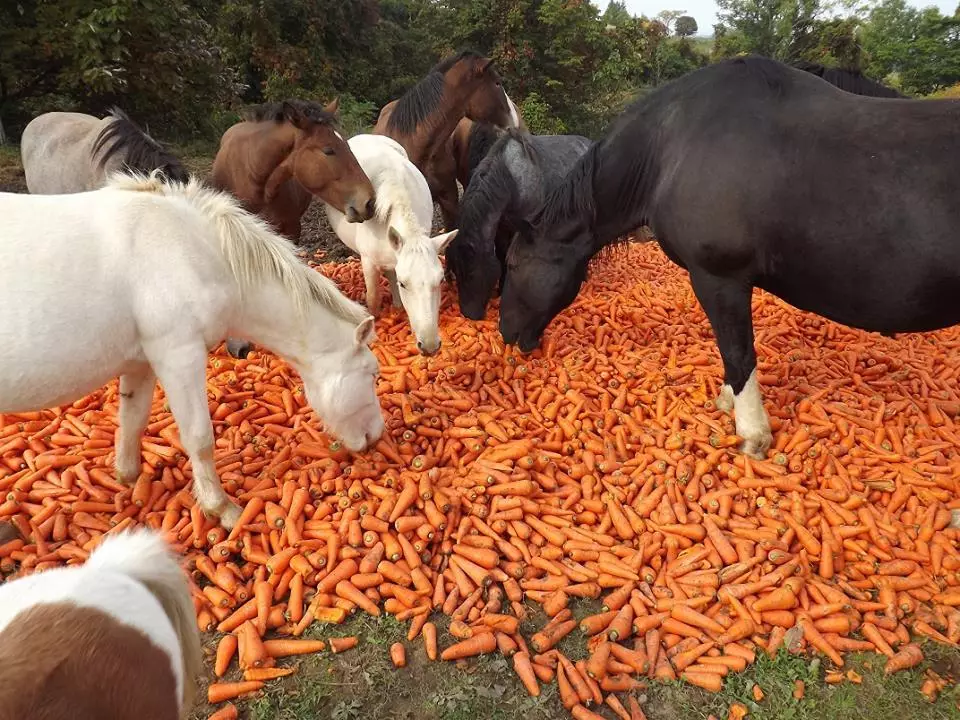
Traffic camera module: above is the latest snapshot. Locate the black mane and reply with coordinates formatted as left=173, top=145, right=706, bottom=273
left=792, top=60, right=905, bottom=98
left=386, top=50, right=487, bottom=135
left=91, top=107, right=188, bottom=182
left=465, top=122, right=503, bottom=181
left=458, top=134, right=518, bottom=235
left=243, top=99, right=337, bottom=125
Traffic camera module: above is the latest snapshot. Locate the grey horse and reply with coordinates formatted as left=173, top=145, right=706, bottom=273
left=20, top=108, right=187, bottom=194
left=446, top=128, right=592, bottom=320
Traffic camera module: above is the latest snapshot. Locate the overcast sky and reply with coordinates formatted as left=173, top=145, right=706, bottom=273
left=619, top=0, right=956, bottom=34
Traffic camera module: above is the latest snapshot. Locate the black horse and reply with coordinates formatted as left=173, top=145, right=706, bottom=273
left=499, top=55, right=959, bottom=460
left=448, top=128, right=592, bottom=319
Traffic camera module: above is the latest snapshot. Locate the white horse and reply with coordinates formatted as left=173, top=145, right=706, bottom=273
left=0, top=171, right=385, bottom=528
left=323, top=134, right=458, bottom=355
left=0, top=529, right=201, bottom=719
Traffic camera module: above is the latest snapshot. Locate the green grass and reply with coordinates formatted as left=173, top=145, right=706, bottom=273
left=190, top=599, right=960, bottom=720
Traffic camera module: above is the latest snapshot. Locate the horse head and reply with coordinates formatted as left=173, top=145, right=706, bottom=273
left=285, top=99, right=375, bottom=223
left=452, top=54, right=513, bottom=130
left=389, top=225, right=458, bottom=355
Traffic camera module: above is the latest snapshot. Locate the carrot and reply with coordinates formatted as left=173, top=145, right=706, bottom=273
left=884, top=643, right=923, bottom=674
left=215, top=634, right=238, bottom=677
left=244, top=667, right=295, bottom=681
left=441, top=632, right=497, bottom=661
left=513, top=651, right=541, bottom=697
left=391, top=642, right=407, bottom=668
left=681, top=670, right=723, bottom=692
left=329, top=636, right=359, bottom=654
left=207, top=681, right=264, bottom=704
left=207, top=704, right=238, bottom=720
left=423, top=622, right=438, bottom=660
left=263, top=639, right=326, bottom=657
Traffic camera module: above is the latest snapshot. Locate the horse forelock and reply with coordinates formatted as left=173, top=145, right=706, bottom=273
left=104, top=171, right=369, bottom=328
left=92, top=109, right=187, bottom=181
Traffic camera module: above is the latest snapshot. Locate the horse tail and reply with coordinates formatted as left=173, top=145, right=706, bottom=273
left=85, top=529, right=202, bottom=717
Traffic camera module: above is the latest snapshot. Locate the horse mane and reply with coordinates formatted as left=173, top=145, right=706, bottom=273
left=458, top=136, right=519, bottom=238
left=465, top=122, right=503, bottom=180
left=91, top=108, right=188, bottom=183
left=530, top=144, right=599, bottom=236
left=386, top=50, right=487, bottom=135
left=792, top=60, right=905, bottom=98
left=242, top=99, right=337, bottom=126
left=365, top=159, right=426, bottom=241
left=104, top=171, right=370, bottom=327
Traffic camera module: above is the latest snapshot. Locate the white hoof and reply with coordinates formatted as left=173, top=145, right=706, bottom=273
left=218, top=502, right=242, bottom=531
left=950, top=509, right=960, bottom=530
left=716, top=384, right=734, bottom=413
left=733, top=370, right=771, bottom=459
left=740, top=432, right=772, bottom=460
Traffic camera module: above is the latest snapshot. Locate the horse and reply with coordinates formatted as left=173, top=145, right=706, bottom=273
left=792, top=60, right=906, bottom=98
left=447, top=128, right=592, bottom=320
left=373, top=51, right=516, bottom=230
left=499, top=55, right=960, bottom=466
left=449, top=119, right=504, bottom=190
left=323, top=134, right=457, bottom=356
left=209, top=98, right=375, bottom=243
left=0, top=529, right=201, bottom=720
left=0, top=171, right=385, bottom=529
left=20, top=107, right=188, bottom=194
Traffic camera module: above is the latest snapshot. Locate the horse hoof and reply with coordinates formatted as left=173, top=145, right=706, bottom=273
left=951, top=509, right=960, bottom=530
left=715, top=385, right=734, bottom=413
left=219, top=503, right=242, bottom=531
left=740, top=434, right=772, bottom=460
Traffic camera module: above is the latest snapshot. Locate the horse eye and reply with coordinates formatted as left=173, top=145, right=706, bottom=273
left=322, top=147, right=336, bottom=156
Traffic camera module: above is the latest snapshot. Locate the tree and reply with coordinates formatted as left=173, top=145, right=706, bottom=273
left=713, top=0, right=825, bottom=62
left=675, top=15, right=699, bottom=36
left=602, top=1, right=633, bottom=26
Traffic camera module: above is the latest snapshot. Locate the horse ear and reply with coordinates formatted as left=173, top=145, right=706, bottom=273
left=325, top=97, right=340, bottom=116
left=388, top=226, right=403, bottom=252
left=477, top=58, right=494, bottom=76
left=355, top=316, right=376, bottom=346
left=433, top=229, right=458, bottom=255
left=282, top=101, right=307, bottom=129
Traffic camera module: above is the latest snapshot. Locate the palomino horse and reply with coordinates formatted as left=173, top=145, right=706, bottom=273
left=210, top=98, right=375, bottom=242
left=0, top=530, right=201, bottom=720
left=0, top=171, right=385, bottom=528
left=373, top=51, right=516, bottom=229
left=323, top=135, right=457, bottom=356
left=499, top=55, right=960, bottom=476
left=20, top=107, right=188, bottom=193
left=448, top=128, right=591, bottom=320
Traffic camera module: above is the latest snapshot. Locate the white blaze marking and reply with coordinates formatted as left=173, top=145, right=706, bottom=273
left=335, top=131, right=345, bottom=142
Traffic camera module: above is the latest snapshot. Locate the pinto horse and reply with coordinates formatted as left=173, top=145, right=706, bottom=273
left=448, top=129, right=591, bottom=320
left=0, top=530, right=201, bottom=720
left=499, top=55, right=960, bottom=466
left=0, top=172, right=384, bottom=528
left=210, top=98, right=374, bottom=243
left=373, top=51, right=516, bottom=229
left=20, top=107, right=188, bottom=193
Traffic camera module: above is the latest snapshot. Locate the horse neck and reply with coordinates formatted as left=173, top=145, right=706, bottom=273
left=398, top=83, right=474, bottom=166
left=248, top=122, right=297, bottom=181
left=232, top=279, right=351, bottom=370
left=463, top=159, right=515, bottom=242
left=588, top=141, right=651, bottom=254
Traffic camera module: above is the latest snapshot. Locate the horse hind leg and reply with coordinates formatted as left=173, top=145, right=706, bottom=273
left=115, top=367, right=157, bottom=484
left=148, top=341, right=242, bottom=528
left=689, top=270, right=772, bottom=459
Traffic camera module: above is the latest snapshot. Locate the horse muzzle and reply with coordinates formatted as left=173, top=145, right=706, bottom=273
left=345, top=196, right=375, bottom=223
left=226, top=339, right=252, bottom=359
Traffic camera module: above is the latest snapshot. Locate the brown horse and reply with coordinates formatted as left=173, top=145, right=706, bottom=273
left=210, top=99, right=374, bottom=242
left=373, top=51, right=515, bottom=230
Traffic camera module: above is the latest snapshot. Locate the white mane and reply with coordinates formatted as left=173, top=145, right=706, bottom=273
left=104, top=171, right=370, bottom=326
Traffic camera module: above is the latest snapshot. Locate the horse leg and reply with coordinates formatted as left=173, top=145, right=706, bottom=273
left=689, top=271, right=772, bottom=459
left=385, top=269, right=402, bottom=309
left=115, top=367, right=157, bottom=484
left=361, top=256, right=381, bottom=315
left=150, top=344, right=242, bottom=528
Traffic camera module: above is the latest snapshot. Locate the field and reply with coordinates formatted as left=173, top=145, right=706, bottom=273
left=2, top=146, right=960, bottom=720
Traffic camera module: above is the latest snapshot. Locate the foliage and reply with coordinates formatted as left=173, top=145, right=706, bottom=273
left=676, top=15, right=699, bottom=36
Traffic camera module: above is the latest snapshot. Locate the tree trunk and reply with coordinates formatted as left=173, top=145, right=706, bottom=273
left=0, top=115, right=7, bottom=145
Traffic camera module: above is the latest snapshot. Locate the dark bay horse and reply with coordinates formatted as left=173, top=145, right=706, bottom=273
left=449, top=119, right=504, bottom=190
left=499, top=55, right=960, bottom=461
left=448, top=129, right=591, bottom=320
left=210, top=99, right=374, bottom=242
left=20, top=107, right=187, bottom=193
left=793, top=60, right=906, bottom=98
left=373, top=51, right=515, bottom=229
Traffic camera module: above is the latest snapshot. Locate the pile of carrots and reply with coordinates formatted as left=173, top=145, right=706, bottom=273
left=2, top=242, right=960, bottom=718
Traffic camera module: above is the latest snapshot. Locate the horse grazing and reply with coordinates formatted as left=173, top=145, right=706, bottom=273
left=0, top=172, right=384, bottom=528
left=20, top=107, right=188, bottom=194
left=792, top=60, right=906, bottom=98
left=323, top=134, right=457, bottom=355
left=0, top=529, right=201, bottom=720
left=210, top=98, right=374, bottom=242
left=448, top=129, right=591, bottom=320
left=499, top=55, right=960, bottom=462
left=373, top=51, right=516, bottom=229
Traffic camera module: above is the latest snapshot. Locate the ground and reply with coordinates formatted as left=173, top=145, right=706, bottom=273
left=2, top=145, right=960, bottom=720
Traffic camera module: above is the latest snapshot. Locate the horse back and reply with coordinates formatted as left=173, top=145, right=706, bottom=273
left=20, top=111, right=110, bottom=194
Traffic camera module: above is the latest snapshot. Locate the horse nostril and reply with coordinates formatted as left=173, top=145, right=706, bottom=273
left=365, top=198, right=375, bottom=217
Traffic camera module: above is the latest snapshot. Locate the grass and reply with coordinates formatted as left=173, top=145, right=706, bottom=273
left=189, top=597, right=960, bottom=720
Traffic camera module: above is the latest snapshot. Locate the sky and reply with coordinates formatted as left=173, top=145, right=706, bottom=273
left=620, top=0, right=956, bottom=35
